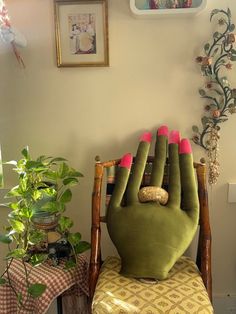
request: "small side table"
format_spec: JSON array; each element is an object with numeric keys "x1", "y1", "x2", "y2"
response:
[{"x1": 0, "y1": 255, "x2": 89, "y2": 314}]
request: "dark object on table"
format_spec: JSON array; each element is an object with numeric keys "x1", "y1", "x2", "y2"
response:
[{"x1": 48, "y1": 239, "x2": 71, "y2": 266}]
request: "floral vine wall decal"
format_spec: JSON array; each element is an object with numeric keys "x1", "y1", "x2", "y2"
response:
[
  {"x1": 0, "y1": 0, "x2": 26, "y2": 67},
  {"x1": 192, "y1": 8, "x2": 236, "y2": 185}
]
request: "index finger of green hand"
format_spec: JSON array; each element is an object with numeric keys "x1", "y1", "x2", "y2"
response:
[{"x1": 126, "y1": 132, "x2": 152, "y2": 205}]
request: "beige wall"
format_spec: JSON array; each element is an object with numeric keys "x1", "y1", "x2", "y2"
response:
[{"x1": 1, "y1": 0, "x2": 236, "y2": 300}]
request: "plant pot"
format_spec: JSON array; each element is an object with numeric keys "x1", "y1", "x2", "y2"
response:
[{"x1": 32, "y1": 211, "x2": 60, "y2": 230}]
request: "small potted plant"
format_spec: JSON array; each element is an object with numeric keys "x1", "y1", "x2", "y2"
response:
[{"x1": 0, "y1": 147, "x2": 90, "y2": 311}]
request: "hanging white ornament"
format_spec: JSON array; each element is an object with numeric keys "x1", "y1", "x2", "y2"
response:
[{"x1": 0, "y1": 0, "x2": 26, "y2": 66}]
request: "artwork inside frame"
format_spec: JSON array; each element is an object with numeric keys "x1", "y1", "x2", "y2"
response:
[{"x1": 54, "y1": 0, "x2": 109, "y2": 67}]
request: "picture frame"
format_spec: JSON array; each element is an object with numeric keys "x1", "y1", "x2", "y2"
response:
[{"x1": 54, "y1": 0, "x2": 109, "y2": 67}]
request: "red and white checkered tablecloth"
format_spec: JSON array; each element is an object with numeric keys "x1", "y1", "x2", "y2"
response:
[{"x1": 0, "y1": 255, "x2": 89, "y2": 314}]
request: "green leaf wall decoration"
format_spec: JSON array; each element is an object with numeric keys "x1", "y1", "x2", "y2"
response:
[{"x1": 193, "y1": 8, "x2": 236, "y2": 184}]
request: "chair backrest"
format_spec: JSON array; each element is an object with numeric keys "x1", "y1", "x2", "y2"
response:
[{"x1": 89, "y1": 156, "x2": 212, "y2": 301}]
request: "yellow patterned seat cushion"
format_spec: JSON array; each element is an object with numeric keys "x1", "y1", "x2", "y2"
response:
[{"x1": 92, "y1": 256, "x2": 213, "y2": 314}]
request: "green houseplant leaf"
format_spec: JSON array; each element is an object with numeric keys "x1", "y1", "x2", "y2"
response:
[
  {"x1": 28, "y1": 283, "x2": 47, "y2": 298},
  {"x1": 9, "y1": 220, "x2": 25, "y2": 233},
  {"x1": 6, "y1": 249, "x2": 26, "y2": 259},
  {"x1": 50, "y1": 157, "x2": 67, "y2": 163},
  {"x1": 30, "y1": 254, "x2": 48, "y2": 267},
  {"x1": 68, "y1": 170, "x2": 84, "y2": 177},
  {"x1": 0, "y1": 234, "x2": 12, "y2": 244},
  {"x1": 5, "y1": 186, "x2": 22, "y2": 198},
  {"x1": 21, "y1": 147, "x2": 30, "y2": 159},
  {"x1": 58, "y1": 162, "x2": 70, "y2": 179},
  {"x1": 60, "y1": 189, "x2": 72, "y2": 203},
  {"x1": 0, "y1": 278, "x2": 7, "y2": 285},
  {"x1": 17, "y1": 292, "x2": 23, "y2": 303},
  {"x1": 74, "y1": 241, "x2": 91, "y2": 254},
  {"x1": 65, "y1": 259, "x2": 76, "y2": 269},
  {"x1": 63, "y1": 177, "x2": 79, "y2": 186},
  {"x1": 58, "y1": 216, "x2": 73, "y2": 232},
  {"x1": 68, "y1": 232, "x2": 81, "y2": 246}
]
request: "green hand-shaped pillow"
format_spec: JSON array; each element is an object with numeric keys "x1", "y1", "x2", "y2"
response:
[{"x1": 107, "y1": 125, "x2": 199, "y2": 280}]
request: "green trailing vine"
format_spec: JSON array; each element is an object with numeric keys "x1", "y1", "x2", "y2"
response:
[{"x1": 192, "y1": 8, "x2": 236, "y2": 184}]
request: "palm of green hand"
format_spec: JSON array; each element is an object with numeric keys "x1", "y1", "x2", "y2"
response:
[{"x1": 107, "y1": 128, "x2": 199, "y2": 280}]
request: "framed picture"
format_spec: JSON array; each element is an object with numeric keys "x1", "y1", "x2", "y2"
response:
[{"x1": 54, "y1": 0, "x2": 109, "y2": 67}]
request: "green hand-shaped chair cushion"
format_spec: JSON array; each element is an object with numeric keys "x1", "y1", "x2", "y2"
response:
[{"x1": 106, "y1": 126, "x2": 199, "y2": 280}]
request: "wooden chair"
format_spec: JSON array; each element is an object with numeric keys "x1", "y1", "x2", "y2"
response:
[{"x1": 89, "y1": 156, "x2": 213, "y2": 313}]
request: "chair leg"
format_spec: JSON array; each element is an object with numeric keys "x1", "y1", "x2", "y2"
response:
[{"x1": 57, "y1": 295, "x2": 63, "y2": 314}]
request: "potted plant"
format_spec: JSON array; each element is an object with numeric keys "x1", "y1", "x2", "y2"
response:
[{"x1": 0, "y1": 147, "x2": 90, "y2": 311}]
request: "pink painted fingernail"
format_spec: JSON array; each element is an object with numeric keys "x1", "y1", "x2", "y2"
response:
[
  {"x1": 140, "y1": 132, "x2": 152, "y2": 143},
  {"x1": 179, "y1": 139, "x2": 192, "y2": 154},
  {"x1": 169, "y1": 130, "x2": 180, "y2": 145},
  {"x1": 158, "y1": 125, "x2": 168, "y2": 137},
  {"x1": 119, "y1": 153, "x2": 133, "y2": 169}
]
